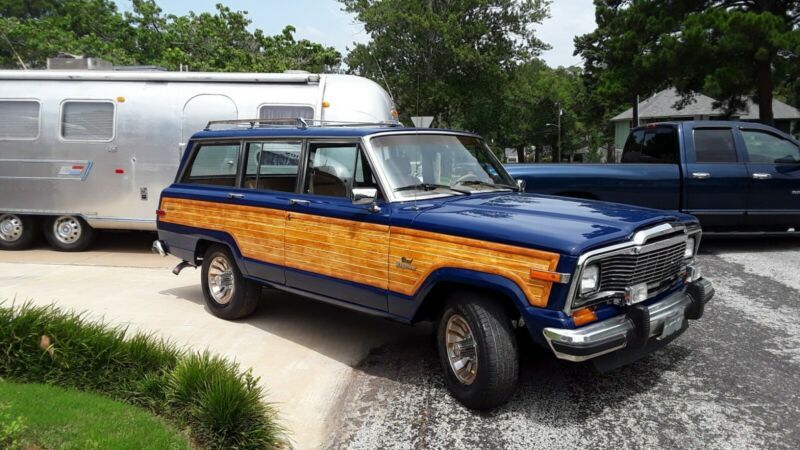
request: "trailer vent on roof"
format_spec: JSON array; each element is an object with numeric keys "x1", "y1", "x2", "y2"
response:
[{"x1": 47, "y1": 55, "x2": 112, "y2": 71}]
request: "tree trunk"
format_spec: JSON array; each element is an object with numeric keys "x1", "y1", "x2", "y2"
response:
[
  {"x1": 516, "y1": 145, "x2": 525, "y2": 164},
  {"x1": 534, "y1": 145, "x2": 540, "y2": 163},
  {"x1": 606, "y1": 142, "x2": 615, "y2": 163},
  {"x1": 756, "y1": 59, "x2": 774, "y2": 126},
  {"x1": 632, "y1": 96, "x2": 639, "y2": 127}
]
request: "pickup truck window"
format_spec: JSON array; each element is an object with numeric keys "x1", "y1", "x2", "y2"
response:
[
  {"x1": 243, "y1": 141, "x2": 302, "y2": 192},
  {"x1": 693, "y1": 129, "x2": 738, "y2": 163},
  {"x1": 183, "y1": 143, "x2": 241, "y2": 187},
  {"x1": 621, "y1": 127, "x2": 677, "y2": 163},
  {"x1": 741, "y1": 130, "x2": 800, "y2": 164}
]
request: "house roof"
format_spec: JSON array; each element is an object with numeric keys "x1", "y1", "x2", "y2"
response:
[{"x1": 610, "y1": 88, "x2": 800, "y2": 122}]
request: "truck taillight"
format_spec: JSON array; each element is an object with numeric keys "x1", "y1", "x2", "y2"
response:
[{"x1": 156, "y1": 209, "x2": 166, "y2": 218}]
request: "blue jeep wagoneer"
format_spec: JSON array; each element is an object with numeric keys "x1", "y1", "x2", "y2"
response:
[{"x1": 154, "y1": 120, "x2": 714, "y2": 409}]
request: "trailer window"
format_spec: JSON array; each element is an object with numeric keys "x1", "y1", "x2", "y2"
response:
[
  {"x1": 0, "y1": 100, "x2": 40, "y2": 140},
  {"x1": 61, "y1": 101, "x2": 115, "y2": 141},
  {"x1": 183, "y1": 143, "x2": 240, "y2": 187},
  {"x1": 243, "y1": 141, "x2": 302, "y2": 192},
  {"x1": 259, "y1": 105, "x2": 314, "y2": 121}
]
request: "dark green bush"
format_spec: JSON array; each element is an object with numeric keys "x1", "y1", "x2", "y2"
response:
[{"x1": 0, "y1": 302, "x2": 283, "y2": 449}]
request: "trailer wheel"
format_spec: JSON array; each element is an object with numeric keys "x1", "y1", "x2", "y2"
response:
[
  {"x1": 44, "y1": 215, "x2": 95, "y2": 252},
  {"x1": 0, "y1": 214, "x2": 37, "y2": 250}
]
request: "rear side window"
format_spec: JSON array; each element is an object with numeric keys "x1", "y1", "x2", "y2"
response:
[
  {"x1": 741, "y1": 130, "x2": 800, "y2": 164},
  {"x1": 61, "y1": 101, "x2": 115, "y2": 141},
  {"x1": 621, "y1": 127, "x2": 678, "y2": 163},
  {"x1": 243, "y1": 141, "x2": 302, "y2": 192},
  {"x1": 0, "y1": 100, "x2": 40, "y2": 139},
  {"x1": 259, "y1": 105, "x2": 314, "y2": 121},
  {"x1": 693, "y1": 129, "x2": 738, "y2": 163},
  {"x1": 183, "y1": 143, "x2": 240, "y2": 187}
]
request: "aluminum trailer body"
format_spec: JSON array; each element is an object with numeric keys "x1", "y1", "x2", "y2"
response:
[{"x1": 0, "y1": 70, "x2": 395, "y2": 250}]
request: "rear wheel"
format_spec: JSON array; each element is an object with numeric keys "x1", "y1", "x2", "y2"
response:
[
  {"x1": 201, "y1": 245, "x2": 260, "y2": 320},
  {"x1": 44, "y1": 215, "x2": 95, "y2": 252},
  {"x1": 436, "y1": 291, "x2": 519, "y2": 409},
  {"x1": 0, "y1": 214, "x2": 37, "y2": 250}
]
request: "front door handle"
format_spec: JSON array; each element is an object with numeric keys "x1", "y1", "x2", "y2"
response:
[
  {"x1": 752, "y1": 173, "x2": 772, "y2": 180},
  {"x1": 228, "y1": 193, "x2": 245, "y2": 199},
  {"x1": 692, "y1": 172, "x2": 711, "y2": 179},
  {"x1": 289, "y1": 199, "x2": 310, "y2": 206}
]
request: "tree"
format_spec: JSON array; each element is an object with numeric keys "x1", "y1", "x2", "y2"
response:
[{"x1": 341, "y1": 0, "x2": 550, "y2": 134}]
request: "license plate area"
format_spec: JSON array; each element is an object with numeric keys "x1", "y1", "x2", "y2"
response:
[{"x1": 658, "y1": 313, "x2": 684, "y2": 340}]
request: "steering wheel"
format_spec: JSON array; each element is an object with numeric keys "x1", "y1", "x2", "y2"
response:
[{"x1": 450, "y1": 173, "x2": 481, "y2": 186}]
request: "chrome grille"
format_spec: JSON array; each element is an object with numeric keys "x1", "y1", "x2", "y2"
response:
[{"x1": 599, "y1": 241, "x2": 686, "y2": 292}]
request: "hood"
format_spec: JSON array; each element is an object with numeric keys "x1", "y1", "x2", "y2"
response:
[{"x1": 410, "y1": 192, "x2": 694, "y2": 256}]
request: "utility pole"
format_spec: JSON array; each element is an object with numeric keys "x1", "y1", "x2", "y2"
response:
[{"x1": 557, "y1": 103, "x2": 562, "y2": 163}]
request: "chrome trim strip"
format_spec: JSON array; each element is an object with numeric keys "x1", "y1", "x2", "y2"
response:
[{"x1": 543, "y1": 290, "x2": 691, "y2": 362}]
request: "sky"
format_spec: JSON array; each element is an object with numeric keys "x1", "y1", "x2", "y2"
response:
[{"x1": 116, "y1": 0, "x2": 597, "y2": 68}]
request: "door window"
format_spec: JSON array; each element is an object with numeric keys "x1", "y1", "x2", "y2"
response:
[
  {"x1": 243, "y1": 141, "x2": 302, "y2": 192},
  {"x1": 741, "y1": 130, "x2": 800, "y2": 164},
  {"x1": 303, "y1": 144, "x2": 360, "y2": 198},
  {"x1": 693, "y1": 129, "x2": 738, "y2": 163},
  {"x1": 621, "y1": 127, "x2": 678, "y2": 163},
  {"x1": 183, "y1": 143, "x2": 240, "y2": 187}
]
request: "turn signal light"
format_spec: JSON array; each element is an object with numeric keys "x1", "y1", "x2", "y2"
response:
[{"x1": 572, "y1": 308, "x2": 597, "y2": 326}]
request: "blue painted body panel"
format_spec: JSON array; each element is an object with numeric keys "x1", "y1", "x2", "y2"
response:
[{"x1": 506, "y1": 121, "x2": 800, "y2": 230}]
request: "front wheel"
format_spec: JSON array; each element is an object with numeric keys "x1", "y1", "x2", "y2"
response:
[
  {"x1": 44, "y1": 215, "x2": 95, "y2": 252},
  {"x1": 437, "y1": 292, "x2": 519, "y2": 409},
  {"x1": 201, "y1": 245, "x2": 260, "y2": 320},
  {"x1": 0, "y1": 214, "x2": 37, "y2": 250}
]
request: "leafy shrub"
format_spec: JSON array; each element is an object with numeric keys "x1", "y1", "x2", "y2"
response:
[
  {"x1": 0, "y1": 302, "x2": 283, "y2": 449},
  {"x1": 0, "y1": 403, "x2": 26, "y2": 450}
]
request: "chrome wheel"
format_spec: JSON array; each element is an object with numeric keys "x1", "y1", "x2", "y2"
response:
[
  {"x1": 0, "y1": 214, "x2": 23, "y2": 243},
  {"x1": 445, "y1": 313, "x2": 479, "y2": 385},
  {"x1": 52, "y1": 216, "x2": 82, "y2": 245},
  {"x1": 207, "y1": 255, "x2": 235, "y2": 305}
]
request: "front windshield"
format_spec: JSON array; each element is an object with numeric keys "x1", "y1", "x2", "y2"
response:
[{"x1": 369, "y1": 134, "x2": 516, "y2": 200}]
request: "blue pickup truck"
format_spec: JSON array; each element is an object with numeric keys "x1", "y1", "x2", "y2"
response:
[
  {"x1": 507, "y1": 121, "x2": 800, "y2": 231},
  {"x1": 154, "y1": 121, "x2": 713, "y2": 409}
]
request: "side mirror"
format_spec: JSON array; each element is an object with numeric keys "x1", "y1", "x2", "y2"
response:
[
  {"x1": 516, "y1": 179, "x2": 527, "y2": 192},
  {"x1": 352, "y1": 187, "x2": 378, "y2": 205}
]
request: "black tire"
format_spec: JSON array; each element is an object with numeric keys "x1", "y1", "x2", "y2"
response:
[
  {"x1": 44, "y1": 215, "x2": 95, "y2": 252},
  {"x1": 436, "y1": 291, "x2": 519, "y2": 409},
  {"x1": 201, "y1": 245, "x2": 260, "y2": 320},
  {"x1": 0, "y1": 214, "x2": 38, "y2": 250}
]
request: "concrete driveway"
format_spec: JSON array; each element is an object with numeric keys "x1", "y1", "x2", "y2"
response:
[{"x1": 0, "y1": 231, "x2": 422, "y2": 449}]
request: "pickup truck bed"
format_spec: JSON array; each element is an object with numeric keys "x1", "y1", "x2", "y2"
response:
[{"x1": 507, "y1": 121, "x2": 800, "y2": 231}]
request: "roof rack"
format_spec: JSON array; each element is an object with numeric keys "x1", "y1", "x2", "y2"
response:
[{"x1": 204, "y1": 118, "x2": 403, "y2": 131}]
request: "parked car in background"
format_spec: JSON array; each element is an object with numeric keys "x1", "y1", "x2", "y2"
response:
[
  {"x1": 153, "y1": 121, "x2": 713, "y2": 409},
  {"x1": 0, "y1": 68, "x2": 395, "y2": 251},
  {"x1": 507, "y1": 121, "x2": 800, "y2": 232}
]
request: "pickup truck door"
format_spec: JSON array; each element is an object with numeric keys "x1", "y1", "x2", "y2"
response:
[
  {"x1": 284, "y1": 141, "x2": 390, "y2": 312},
  {"x1": 737, "y1": 127, "x2": 800, "y2": 228},
  {"x1": 683, "y1": 126, "x2": 749, "y2": 227}
]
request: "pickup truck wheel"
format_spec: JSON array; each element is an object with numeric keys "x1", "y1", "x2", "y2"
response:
[
  {"x1": 201, "y1": 245, "x2": 260, "y2": 320},
  {"x1": 44, "y1": 215, "x2": 94, "y2": 252},
  {"x1": 0, "y1": 214, "x2": 37, "y2": 250},
  {"x1": 436, "y1": 292, "x2": 519, "y2": 409}
]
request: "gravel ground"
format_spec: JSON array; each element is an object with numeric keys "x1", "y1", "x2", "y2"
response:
[{"x1": 326, "y1": 236, "x2": 800, "y2": 450}]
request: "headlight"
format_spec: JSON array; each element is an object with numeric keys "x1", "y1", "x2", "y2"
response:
[
  {"x1": 580, "y1": 264, "x2": 600, "y2": 295},
  {"x1": 684, "y1": 237, "x2": 695, "y2": 258}
]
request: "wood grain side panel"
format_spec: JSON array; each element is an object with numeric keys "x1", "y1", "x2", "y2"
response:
[
  {"x1": 284, "y1": 211, "x2": 390, "y2": 290},
  {"x1": 159, "y1": 197, "x2": 286, "y2": 266},
  {"x1": 388, "y1": 227, "x2": 560, "y2": 307}
]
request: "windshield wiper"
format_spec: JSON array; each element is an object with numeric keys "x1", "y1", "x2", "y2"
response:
[
  {"x1": 394, "y1": 183, "x2": 470, "y2": 194},
  {"x1": 450, "y1": 180, "x2": 515, "y2": 190}
]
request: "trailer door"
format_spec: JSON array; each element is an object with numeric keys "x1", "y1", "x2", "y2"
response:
[{"x1": 182, "y1": 94, "x2": 238, "y2": 151}]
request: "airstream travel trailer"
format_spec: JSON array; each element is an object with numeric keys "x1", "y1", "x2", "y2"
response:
[{"x1": 0, "y1": 69, "x2": 396, "y2": 251}]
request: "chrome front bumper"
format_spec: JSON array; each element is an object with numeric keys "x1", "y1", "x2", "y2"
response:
[{"x1": 543, "y1": 282, "x2": 711, "y2": 363}]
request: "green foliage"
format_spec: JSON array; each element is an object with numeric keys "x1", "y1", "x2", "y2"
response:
[
  {"x1": 0, "y1": 403, "x2": 26, "y2": 450},
  {"x1": 0, "y1": 382, "x2": 189, "y2": 450},
  {"x1": 0, "y1": 0, "x2": 341, "y2": 72},
  {"x1": 341, "y1": 0, "x2": 551, "y2": 133},
  {"x1": 0, "y1": 302, "x2": 284, "y2": 449}
]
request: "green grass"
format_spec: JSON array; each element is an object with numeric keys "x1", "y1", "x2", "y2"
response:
[
  {"x1": 0, "y1": 381, "x2": 190, "y2": 450},
  {"x1": 0, "y1": 302, "x2": 285, "y2": 449}
]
